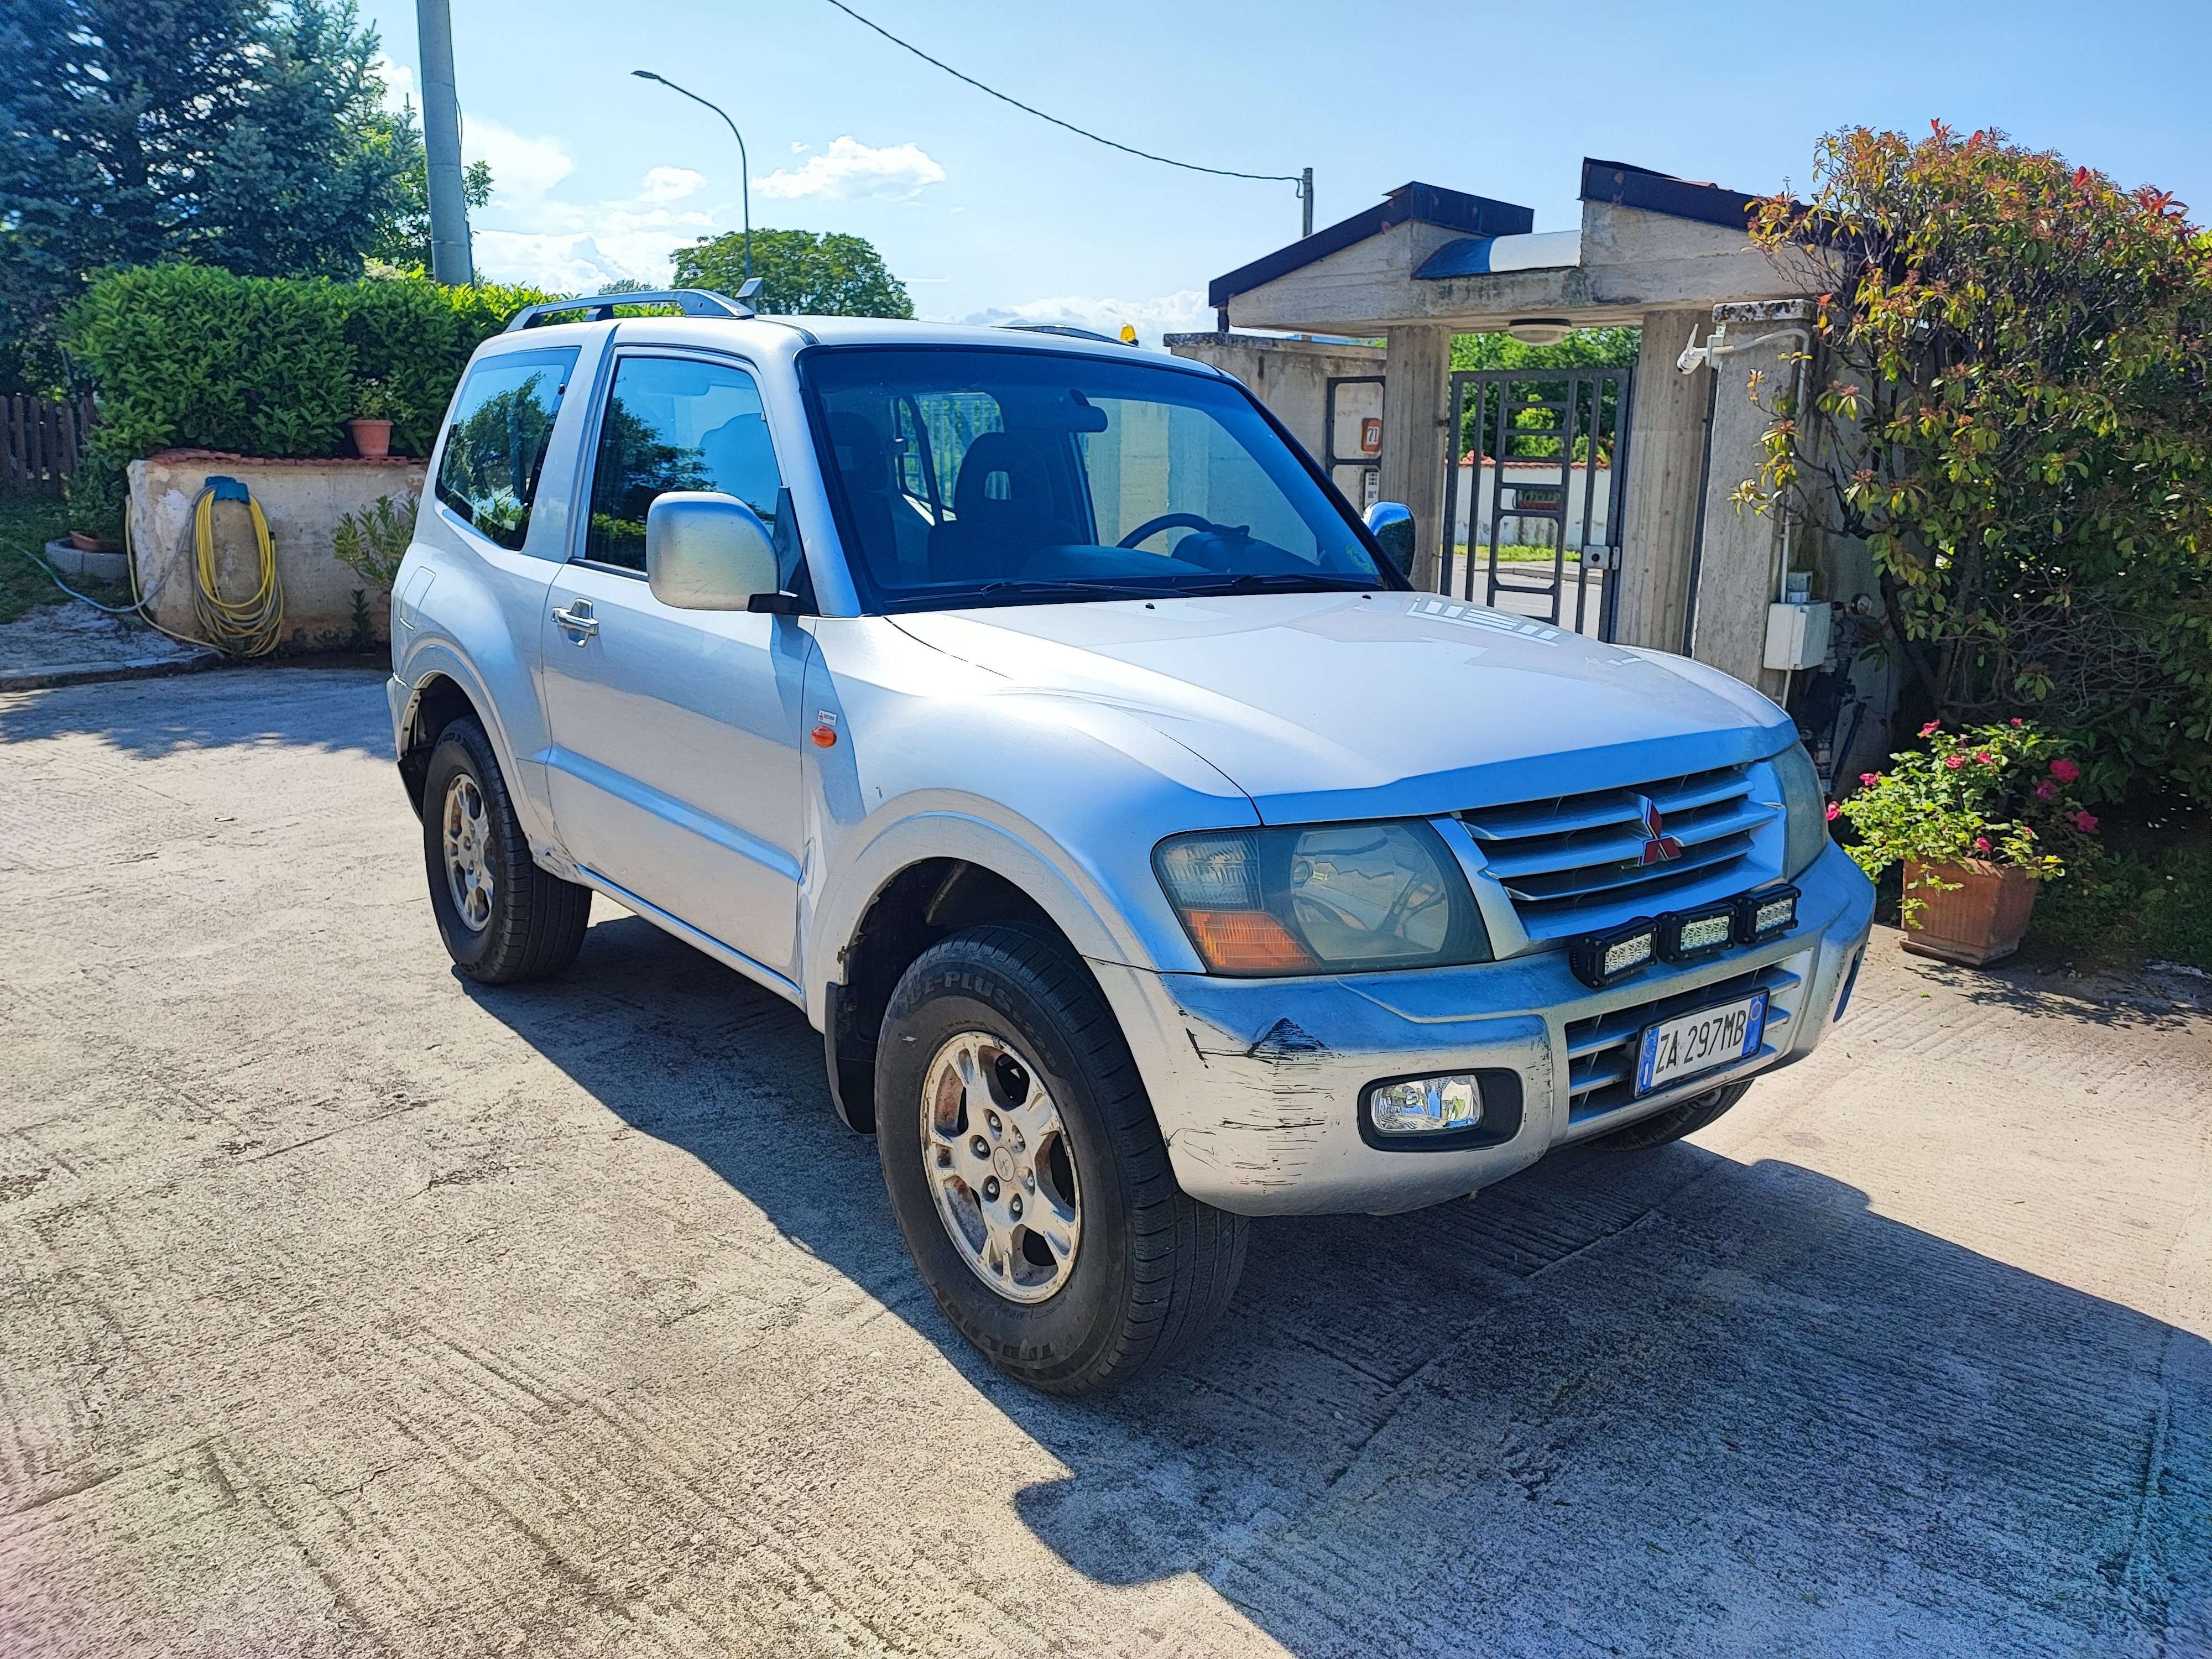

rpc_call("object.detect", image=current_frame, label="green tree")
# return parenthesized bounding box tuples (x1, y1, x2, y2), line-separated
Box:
(0, 0, 410, 389)
(672, 228, 912, 318)
(362, 103, 493, 273)
(1744, 123, 2212, 801)
(1449, 327, 1639, 461)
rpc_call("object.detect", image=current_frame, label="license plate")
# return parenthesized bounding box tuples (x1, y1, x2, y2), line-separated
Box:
(1634, 991, 1768, 1097)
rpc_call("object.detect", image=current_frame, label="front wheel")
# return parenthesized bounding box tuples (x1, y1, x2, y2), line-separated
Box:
(875, 925, 1247, 1395)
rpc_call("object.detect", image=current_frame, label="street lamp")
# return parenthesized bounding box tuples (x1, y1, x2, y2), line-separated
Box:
(631, 69, 752, 283)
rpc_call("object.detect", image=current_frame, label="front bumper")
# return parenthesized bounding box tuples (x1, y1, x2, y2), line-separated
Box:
(1091, 839, 1875, 1215)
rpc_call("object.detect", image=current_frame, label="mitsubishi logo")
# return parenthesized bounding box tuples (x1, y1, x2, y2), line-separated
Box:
(1633, 795, 1683, 865)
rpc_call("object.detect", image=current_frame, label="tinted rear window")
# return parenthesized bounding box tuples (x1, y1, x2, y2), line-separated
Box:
(434, 346, 580, 550)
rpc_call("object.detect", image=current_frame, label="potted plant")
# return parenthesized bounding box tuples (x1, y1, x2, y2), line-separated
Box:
(1834, 719, 2099, 964)
(346, 381, 399, 458)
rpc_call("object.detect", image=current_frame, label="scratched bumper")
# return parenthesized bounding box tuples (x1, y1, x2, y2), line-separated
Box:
(1089, 840, 1874, 1216)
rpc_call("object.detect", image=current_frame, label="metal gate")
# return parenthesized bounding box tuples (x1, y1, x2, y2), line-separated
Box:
(1437, 366, 1633, 639)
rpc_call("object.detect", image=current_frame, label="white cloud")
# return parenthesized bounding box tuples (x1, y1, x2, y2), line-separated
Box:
(640, 166, 705, 205)
(464, 117, 575, 206)
(754, 136, 945, 202)
(372, 51, 415, 111)
(955, 290, 1212, 348)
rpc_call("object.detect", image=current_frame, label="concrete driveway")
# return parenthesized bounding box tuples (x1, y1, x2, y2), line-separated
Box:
(3, 667, 2208, 1658)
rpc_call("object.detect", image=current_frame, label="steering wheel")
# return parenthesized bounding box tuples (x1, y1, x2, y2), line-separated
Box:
(1117, 512, 1218, 550)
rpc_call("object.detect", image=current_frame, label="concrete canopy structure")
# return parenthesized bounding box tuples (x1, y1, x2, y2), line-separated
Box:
(1206, 161, 1820, 700)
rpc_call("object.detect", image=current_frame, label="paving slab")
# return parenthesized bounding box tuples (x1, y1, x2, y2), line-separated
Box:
(0, 597, 219, 690)
(2, 667, 2207, 1658)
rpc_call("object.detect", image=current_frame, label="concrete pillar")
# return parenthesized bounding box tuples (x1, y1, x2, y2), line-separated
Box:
(1688, 323, 1797, 699)
(1612, 306, 1710, 653)
(1378, 324, 1452, 591)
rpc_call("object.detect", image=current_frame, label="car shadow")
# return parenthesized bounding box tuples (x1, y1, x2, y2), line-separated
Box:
(0, 662, 392, 758)
(464, 910, 2212, 1655)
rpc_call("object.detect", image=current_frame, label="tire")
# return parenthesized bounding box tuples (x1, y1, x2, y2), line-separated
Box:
(1593, 1079, 1754, 1150)
(875, 924, 1247, 1395)
(420, 716, 592, 984)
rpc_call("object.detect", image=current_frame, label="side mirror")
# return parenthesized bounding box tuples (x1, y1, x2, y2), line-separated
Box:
(1364, 500, 1415, 578)
(646, 492, 780, 611)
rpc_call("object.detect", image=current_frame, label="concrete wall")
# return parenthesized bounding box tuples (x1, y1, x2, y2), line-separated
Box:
(1162, 332, 1385, 469)
(128, 451, 425, 651)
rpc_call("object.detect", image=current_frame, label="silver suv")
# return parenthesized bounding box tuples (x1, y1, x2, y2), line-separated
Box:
(388, 289, 1874, 1394)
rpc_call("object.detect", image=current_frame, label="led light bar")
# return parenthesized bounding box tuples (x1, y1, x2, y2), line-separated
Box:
(1733, 884, 1800, 945)
(1658, 901, 1738, 965)
(1569, 917, 1659, 989)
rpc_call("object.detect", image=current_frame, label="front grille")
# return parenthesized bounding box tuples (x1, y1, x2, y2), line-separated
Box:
(1562, 957, 1807, 1123)
(1459, 762, 1778, 939)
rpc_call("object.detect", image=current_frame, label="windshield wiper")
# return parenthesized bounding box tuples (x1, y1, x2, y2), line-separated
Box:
(1186, 572, 1378, 595)
(972, 579, 1169, 601)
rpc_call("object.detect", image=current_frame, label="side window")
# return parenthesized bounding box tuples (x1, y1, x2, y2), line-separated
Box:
(434, 346, 580, 550)
(583, 355, 785, 572)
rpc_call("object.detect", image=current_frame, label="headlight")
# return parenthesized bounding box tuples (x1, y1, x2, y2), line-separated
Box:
(1771, 739, 1827, 880)
(1154, 820, 1491, 976)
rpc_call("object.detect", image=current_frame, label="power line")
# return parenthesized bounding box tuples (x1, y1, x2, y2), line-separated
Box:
(815, 0, 1307, 197)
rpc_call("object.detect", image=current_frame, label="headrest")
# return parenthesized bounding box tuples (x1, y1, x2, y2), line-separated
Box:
(952, 431, 1051, 520)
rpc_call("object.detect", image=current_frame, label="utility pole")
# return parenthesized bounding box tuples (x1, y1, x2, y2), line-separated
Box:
(1301, 167, 1314, 239)
(417, 0, 473, 285)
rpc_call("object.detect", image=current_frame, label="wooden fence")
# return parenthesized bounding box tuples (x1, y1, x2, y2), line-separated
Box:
(4, 395, 97, 492)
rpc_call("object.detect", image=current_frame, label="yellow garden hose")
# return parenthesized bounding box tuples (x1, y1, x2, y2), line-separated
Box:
(189, 477, 284, 656)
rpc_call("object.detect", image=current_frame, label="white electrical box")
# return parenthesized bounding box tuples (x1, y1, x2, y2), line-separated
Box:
(1763, 600, 1832, 671)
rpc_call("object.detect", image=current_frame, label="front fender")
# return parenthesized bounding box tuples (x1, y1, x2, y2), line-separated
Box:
(806, 800, 1147, 1029)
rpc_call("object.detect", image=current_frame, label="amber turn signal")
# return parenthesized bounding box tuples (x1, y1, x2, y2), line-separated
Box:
(1181, 909, 1315, 973)
(811, 725, 837, 748)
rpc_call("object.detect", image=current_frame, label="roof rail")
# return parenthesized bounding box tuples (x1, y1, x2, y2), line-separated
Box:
(503, 281, 764, 333)
(999, 322, 1136, 347)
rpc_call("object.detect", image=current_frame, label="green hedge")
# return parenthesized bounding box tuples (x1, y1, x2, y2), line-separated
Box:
(61, 265, 558, 532)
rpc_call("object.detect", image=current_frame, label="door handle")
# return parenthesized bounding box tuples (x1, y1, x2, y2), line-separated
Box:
(552, 599, 598, 643)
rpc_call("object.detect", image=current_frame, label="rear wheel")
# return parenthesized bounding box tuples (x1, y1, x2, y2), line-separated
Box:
(1592, 1079, 1754, 1150)
(875, 925, 1247, 1395)
(420, 717, 592, 983)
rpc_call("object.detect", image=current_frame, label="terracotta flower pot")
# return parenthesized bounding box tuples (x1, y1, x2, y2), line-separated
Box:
(347, 417, 394, 458)
(67, 530, 122, 554)
(1900, 859, 2039, 966)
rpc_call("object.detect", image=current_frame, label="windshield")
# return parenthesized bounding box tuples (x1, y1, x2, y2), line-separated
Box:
(801, 346, 1394, 612)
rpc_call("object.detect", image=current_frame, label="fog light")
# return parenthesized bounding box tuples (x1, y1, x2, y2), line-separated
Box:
(1569, 918, 1658, 989)
(1366, 1074, 1483, 1136)
(1658, 904, 1736, 964)
(1733, 885, 1799, 945)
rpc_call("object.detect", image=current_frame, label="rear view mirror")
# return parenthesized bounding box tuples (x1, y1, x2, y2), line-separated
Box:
(1365, 500, 1415, 578)
(646, 492, 779, 611)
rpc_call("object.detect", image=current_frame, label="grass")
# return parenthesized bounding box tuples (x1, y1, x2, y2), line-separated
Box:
(0, 494, 75, 623)
(1453, 543, 1587, 564)
(2023, 846, 2212, 971)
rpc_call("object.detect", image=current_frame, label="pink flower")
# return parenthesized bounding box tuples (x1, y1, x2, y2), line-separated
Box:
(1919, 721, 1942, 737)
(2050, 758, 2080, 782)
(1974, 750, 1994, 764)
(1860, 771, 1880, 786)
(1824, 802, 1840, 821)
(2033, 780, 2058, 801)
(2073, 810, 2099, 833)
(1974, 836, 1992, 852)
(1945, 755, 1966, 769)
(2010, 717, 2023, 726)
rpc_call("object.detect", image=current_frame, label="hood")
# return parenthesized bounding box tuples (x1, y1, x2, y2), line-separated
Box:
(890, 590, 1791, 823)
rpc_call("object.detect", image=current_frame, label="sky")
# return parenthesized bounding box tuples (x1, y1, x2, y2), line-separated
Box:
(361, 0, 2212, 343)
